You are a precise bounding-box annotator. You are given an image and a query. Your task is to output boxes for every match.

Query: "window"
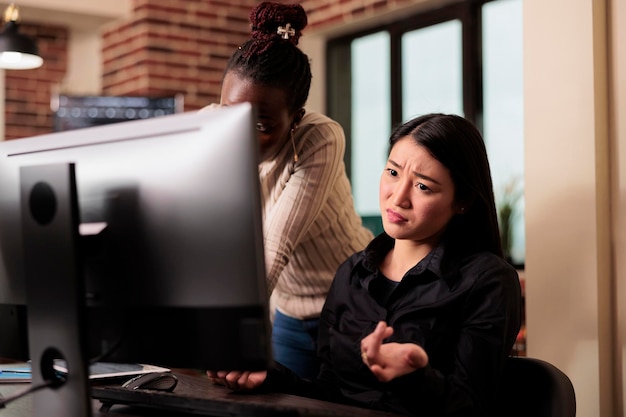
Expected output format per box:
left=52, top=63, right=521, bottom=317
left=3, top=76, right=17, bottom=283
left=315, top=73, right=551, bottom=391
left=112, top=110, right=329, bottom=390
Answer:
left=351, top=32, right=390, bottom=222
left=327, top=0, right=524, bottom=266
left=401, top=20, right=463, bottom=119
left=482, top=0, right=524, bottom=265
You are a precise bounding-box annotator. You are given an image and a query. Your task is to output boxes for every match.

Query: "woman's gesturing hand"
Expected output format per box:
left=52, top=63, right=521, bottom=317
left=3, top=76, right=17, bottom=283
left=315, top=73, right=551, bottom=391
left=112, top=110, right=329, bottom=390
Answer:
left=360, top=321, right=429, bottom=382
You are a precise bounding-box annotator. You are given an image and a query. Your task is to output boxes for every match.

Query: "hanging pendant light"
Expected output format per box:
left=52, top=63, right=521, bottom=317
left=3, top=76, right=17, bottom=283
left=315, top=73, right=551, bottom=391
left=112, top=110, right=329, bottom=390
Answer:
left=0, top=3, right=43, bottom=70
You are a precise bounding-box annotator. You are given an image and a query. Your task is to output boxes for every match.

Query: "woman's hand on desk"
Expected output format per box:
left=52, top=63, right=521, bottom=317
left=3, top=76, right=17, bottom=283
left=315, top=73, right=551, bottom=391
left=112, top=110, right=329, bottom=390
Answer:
left=360, top=321, right=429, bottom=383
left=206, top=370, right=267, bottom=391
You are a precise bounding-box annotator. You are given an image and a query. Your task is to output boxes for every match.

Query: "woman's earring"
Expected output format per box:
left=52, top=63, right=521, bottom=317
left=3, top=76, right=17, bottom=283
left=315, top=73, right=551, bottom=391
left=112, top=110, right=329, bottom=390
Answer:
left=291, top=128, right=298, bottom=162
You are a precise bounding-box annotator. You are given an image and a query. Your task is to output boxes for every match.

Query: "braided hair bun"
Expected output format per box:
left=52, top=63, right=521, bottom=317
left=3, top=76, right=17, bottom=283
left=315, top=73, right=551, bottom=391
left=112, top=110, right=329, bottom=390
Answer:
left=224, top=2, right=312, bottom=112
left=247, top=2, right=307, bottom=55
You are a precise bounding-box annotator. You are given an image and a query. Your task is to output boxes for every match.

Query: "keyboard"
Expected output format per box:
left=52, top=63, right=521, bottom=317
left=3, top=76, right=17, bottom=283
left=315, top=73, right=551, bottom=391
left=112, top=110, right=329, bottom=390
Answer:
left=91, top=372, right=401, bottom=417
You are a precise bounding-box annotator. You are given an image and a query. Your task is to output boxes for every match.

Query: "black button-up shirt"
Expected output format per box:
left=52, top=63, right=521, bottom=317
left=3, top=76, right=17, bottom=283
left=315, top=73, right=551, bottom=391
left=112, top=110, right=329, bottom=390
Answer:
left=266, top=233, right=522, bottom=417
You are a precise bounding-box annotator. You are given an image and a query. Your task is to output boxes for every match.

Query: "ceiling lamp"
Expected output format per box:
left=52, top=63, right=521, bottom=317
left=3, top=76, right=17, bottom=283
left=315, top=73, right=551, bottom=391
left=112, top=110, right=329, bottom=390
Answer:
left=0, top=3, right=43, bottom=70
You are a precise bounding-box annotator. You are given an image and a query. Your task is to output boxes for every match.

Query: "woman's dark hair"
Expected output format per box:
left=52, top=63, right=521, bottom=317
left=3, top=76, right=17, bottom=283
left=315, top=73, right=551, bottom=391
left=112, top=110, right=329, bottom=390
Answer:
left=389, top=114, right=503, bottom=258
left=224, top=2, right=311, bottom=112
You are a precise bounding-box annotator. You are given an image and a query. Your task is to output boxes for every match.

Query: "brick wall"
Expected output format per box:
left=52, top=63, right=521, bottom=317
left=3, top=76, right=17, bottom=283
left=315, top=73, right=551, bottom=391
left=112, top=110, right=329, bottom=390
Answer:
left=3, top=0, right=426, bottom=139
left=101, top=0, right=258, bottom=110
left=303, top=0, right=418, bottom=29
left=4, top=23, right=68, bottom=140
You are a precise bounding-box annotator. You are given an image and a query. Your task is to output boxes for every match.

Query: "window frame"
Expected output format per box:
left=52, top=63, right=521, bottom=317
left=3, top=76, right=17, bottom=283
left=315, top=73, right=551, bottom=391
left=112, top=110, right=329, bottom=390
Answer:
left=326, top=0, right=497, bottom=175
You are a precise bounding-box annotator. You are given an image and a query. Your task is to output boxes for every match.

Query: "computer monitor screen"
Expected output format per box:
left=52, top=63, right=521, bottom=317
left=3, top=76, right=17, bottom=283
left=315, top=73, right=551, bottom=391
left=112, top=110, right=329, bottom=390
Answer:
left=0, top=103, right=270, bottom=370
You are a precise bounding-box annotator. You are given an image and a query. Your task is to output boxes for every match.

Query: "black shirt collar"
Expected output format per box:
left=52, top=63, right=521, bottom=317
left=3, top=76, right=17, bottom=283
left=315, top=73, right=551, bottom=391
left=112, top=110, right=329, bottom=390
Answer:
left=359, top=232, right=459, bottom=289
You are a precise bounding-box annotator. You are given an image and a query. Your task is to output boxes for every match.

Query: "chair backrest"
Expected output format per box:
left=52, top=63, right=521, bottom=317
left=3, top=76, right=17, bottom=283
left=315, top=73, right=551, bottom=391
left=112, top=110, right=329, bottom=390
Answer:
left=496, top=356, right=576, bottom=417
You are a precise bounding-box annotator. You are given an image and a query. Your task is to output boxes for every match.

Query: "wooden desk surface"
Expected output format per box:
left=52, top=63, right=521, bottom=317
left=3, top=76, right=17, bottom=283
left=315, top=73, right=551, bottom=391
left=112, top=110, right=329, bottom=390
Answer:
left=1, top=370, right=403, bottom=417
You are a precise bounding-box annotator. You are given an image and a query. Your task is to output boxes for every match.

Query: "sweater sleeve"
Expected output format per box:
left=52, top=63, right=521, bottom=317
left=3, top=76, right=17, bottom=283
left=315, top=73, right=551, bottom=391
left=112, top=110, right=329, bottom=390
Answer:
left=262, top=116, right=346, bottom=295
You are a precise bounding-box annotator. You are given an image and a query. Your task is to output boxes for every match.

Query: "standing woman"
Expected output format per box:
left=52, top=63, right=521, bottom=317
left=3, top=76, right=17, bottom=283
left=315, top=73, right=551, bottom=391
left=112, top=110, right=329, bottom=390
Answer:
left=219, top=2, right=373, bottom=379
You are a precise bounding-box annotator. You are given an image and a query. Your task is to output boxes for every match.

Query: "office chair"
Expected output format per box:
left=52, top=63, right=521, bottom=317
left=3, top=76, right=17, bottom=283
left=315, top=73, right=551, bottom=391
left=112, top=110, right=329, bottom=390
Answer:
left=495, top=356, right=576, bottom=417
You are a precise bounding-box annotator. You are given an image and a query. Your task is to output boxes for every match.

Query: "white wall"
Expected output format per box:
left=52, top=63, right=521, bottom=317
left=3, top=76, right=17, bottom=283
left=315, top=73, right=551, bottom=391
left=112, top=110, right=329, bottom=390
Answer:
left=61, top=28, right=103, bottom=95
left=17, top=0, right=131, bottom=28
left=299, top=36, right=325, bottom=114
left=524, top=0, right=623, bottom=416
left=610, top=0, right=626, bottom=413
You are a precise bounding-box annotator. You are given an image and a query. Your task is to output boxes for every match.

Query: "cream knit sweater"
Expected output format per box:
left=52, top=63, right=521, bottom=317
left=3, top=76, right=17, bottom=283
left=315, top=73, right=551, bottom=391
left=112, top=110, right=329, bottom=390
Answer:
left=259, top=112, right=373, bottom=320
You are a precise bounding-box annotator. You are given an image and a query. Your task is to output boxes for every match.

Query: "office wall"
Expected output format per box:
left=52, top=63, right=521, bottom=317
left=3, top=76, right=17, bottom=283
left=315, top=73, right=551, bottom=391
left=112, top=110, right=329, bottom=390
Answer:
left=610, top=0, right=626, bottom=414
left=524, top=0, right=624, bottom=416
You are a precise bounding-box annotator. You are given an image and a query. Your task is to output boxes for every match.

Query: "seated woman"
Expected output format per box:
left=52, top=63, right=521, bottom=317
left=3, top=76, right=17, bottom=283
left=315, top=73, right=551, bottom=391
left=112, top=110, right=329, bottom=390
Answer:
left=208, top=113, right=522, bottom=417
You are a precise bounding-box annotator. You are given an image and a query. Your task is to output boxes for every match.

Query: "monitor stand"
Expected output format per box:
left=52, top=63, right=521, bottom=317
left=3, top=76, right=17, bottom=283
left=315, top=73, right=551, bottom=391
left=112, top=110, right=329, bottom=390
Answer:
left=20, top=163, right=92, bottom=417
left=0, top=303, right=28, bottom=361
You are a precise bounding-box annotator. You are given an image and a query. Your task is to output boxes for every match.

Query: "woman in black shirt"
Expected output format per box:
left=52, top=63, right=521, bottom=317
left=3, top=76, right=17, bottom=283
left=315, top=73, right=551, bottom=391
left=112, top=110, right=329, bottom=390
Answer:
left=208, top=113, right=522, bottom=417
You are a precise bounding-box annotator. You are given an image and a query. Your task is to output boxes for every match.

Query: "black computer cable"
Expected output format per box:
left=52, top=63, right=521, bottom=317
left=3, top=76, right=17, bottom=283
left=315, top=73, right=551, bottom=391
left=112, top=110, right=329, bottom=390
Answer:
left=0, top=375, right=65, bottom=408
left=0, top=347, right=67, bottom=409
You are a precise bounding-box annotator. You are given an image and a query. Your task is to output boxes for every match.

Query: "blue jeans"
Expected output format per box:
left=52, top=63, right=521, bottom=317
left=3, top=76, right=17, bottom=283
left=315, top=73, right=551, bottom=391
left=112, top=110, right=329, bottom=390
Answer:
left=272, top=309, right=320, bottom=380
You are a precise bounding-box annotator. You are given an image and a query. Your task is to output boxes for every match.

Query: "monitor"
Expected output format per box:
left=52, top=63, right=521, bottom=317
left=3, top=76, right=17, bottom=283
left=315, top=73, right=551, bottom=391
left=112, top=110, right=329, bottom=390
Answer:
left=0, top=103, right=270, bottom=415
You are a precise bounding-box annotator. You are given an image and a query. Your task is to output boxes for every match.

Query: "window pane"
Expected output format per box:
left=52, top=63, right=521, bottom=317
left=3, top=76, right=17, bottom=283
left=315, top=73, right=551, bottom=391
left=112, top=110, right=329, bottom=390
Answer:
left=401, top=20, right=463, bottom=120
left=351, top=32, right=391, bottom=217
left=483, top=0, right=524, bottom=265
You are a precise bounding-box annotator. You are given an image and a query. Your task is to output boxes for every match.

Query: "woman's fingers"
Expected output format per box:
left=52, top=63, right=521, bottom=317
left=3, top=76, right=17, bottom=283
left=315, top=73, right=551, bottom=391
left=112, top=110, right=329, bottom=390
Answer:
left=361, top=321, right=394, bottom=361
left=224, top=371, right=243, bottom=389
left=408, top=346, right=429, bottom=368
left=246, top=371, right=268, bottom=389
left=369, top=364, right=394, bottom=383
left=206, top=370, right=221, bottom=385
left=206, top=370, right=267, bottom=390
left=365, top=342, right=430, bottom=382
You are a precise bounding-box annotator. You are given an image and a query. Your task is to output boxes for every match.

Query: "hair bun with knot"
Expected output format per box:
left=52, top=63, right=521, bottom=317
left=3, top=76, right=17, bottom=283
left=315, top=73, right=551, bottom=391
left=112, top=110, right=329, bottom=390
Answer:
left=249, top=2, right=308, bottom=46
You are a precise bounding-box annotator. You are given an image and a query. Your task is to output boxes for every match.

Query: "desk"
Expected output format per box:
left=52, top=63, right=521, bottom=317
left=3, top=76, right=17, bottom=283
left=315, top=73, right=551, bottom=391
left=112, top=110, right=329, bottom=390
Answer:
left=1, top=370, right=403, bottom=417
